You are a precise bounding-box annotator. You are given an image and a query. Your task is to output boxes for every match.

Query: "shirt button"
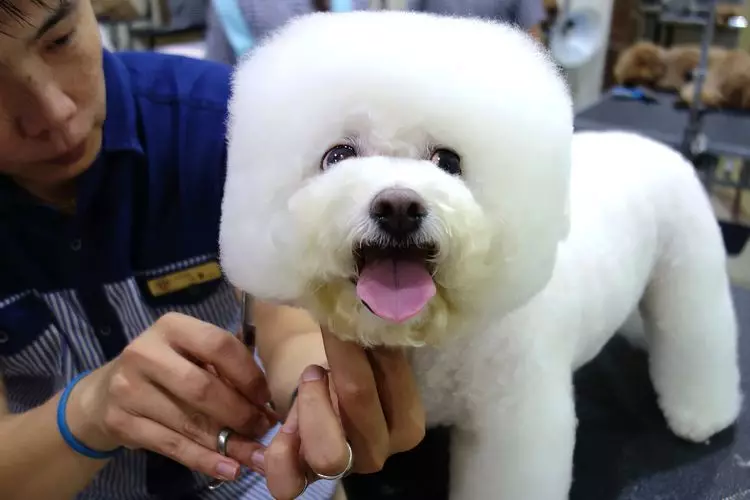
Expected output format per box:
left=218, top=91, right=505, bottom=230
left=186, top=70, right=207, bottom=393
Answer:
left=99, top=326, right=111, bottom=337
left=0, top=331, right=8, bottom=344
left=70, top=238, right=82, bottom=251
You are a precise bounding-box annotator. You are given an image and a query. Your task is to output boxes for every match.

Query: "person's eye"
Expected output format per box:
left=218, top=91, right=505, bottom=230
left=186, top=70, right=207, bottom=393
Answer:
left=47, top=30, right=76, bottom=51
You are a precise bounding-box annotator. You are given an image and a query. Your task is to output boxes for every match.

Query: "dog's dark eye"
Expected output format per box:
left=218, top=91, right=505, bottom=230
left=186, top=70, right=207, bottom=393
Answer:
left=430, top=148, right=461, bottom=176
left=322, top=145, right=357, bottom=170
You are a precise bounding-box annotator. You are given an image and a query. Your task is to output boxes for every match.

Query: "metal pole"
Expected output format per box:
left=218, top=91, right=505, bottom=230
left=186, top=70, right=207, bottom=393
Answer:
left=680, top=0, right=718, bottom=158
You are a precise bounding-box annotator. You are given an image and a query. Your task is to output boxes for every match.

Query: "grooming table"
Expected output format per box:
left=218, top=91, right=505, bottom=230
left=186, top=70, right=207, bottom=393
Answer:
left=575, top=90, right=750, bottom=159
left=574, top=89, right=750, bottom=255
left=342, top=285, right=750, bottom=500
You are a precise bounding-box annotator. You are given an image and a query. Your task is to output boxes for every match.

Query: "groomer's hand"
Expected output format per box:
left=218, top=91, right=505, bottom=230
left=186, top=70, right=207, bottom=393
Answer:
left=64, top=312, right=275, bottom=482
left=264, top=326, right=426, bottom=499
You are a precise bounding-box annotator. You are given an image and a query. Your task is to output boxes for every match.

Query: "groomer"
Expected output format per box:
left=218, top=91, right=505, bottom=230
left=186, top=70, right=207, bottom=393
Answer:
left=407, top=0, right=547, bottom=41
left=205, top=0, right=372, bottom=67
left=0, top=1, right=425, bottom=500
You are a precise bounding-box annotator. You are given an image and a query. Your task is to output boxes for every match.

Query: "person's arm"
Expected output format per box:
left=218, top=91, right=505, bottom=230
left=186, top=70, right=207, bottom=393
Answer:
left=0, top=376, right=110, bottom=500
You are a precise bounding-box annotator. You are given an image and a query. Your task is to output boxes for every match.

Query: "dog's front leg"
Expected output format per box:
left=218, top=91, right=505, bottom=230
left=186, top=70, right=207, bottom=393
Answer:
left=449, top=367, right=577, bottom=500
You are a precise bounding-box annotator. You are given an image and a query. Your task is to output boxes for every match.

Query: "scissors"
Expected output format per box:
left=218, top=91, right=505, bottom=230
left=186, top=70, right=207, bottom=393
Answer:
left=208, top=292, right=281, bottom=490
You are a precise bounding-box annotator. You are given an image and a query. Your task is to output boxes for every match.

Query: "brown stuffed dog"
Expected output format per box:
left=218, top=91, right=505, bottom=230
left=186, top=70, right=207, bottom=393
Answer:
left=680, top=49, right=750, bottom=110
left=613, top=41, right=666, bottom=87
left=614, top=41, right=728, bottom=91
left=659, top=45, right=729, bottom=91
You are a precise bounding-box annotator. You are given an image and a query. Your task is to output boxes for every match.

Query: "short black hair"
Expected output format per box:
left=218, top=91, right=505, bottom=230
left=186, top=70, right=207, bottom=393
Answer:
left=0, top=0, right=53, bottom=35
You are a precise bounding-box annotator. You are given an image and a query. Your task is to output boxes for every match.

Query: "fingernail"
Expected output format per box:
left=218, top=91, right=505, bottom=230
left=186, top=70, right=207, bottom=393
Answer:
left=301, top=364, right=326, bottom=383
left=216, top=460, right=239, bottom=480
left=251, top=450, right=265, bottom=471
left=281, top=415, right=299, bottom=434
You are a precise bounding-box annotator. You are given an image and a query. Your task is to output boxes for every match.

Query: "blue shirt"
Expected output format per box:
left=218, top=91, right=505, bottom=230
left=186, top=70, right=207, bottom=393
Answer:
left=0, top=50, right=335, bottom=500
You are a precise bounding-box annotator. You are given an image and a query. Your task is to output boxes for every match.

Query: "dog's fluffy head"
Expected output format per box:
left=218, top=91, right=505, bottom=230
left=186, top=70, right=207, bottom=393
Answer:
left=220, top=11, right=573, bottom=347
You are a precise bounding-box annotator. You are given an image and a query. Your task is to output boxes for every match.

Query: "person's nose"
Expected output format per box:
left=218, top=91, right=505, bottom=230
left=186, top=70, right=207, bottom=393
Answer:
left=15, top=78, right=77, bottom=142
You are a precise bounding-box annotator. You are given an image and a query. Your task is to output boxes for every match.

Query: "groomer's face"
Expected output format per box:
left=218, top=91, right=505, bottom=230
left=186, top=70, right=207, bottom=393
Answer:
left=0, top=0, right=105, bottom=187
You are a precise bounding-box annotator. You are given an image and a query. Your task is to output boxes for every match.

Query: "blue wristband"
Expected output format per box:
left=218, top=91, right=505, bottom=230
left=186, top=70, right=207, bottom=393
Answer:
left=57, top=370, right=122, bottom=460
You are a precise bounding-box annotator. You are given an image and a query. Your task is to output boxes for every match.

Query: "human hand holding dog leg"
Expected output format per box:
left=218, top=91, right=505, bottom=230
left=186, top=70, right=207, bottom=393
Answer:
left=254, top=301, right=425, bottom=498
left=320, top=324, right=426, bottom=465
left=266, top=353, right=425, bottom=500
left=275, top=336, right=424, bottom=498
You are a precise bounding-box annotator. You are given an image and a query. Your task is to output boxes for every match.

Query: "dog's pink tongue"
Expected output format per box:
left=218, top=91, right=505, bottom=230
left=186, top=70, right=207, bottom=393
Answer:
left=356, top=259, right=436, bottom=323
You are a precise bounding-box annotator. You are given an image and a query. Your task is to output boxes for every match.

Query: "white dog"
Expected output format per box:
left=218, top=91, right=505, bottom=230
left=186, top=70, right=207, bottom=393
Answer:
left=219, top=11, right=742, bottom=500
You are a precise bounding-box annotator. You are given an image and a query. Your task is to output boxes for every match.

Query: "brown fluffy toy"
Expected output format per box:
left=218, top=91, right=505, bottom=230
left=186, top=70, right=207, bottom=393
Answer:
left=680, top=49, right=750, bottom=110
left=614, top=41, right=729, bottom=92
left=613, top=41, right=666, bottom=87
left=658, top=44, right=728, bottom=91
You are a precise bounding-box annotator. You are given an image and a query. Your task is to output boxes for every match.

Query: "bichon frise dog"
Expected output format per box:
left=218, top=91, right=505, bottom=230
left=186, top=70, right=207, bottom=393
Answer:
left=219, top=11, right=742, bottom=500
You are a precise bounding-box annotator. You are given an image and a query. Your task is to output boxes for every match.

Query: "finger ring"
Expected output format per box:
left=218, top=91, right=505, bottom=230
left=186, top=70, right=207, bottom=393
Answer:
left=216, top=427, right=232, bottom=456
left=295, top=475, right=309, bottom=498
left=207, top=428, right=234, bottom=490
left=313, top=441, right=354, bottom=481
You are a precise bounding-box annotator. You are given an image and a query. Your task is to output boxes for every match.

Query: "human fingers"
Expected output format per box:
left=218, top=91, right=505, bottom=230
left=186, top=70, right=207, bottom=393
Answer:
left=264, top=405, right=309, bottom=500
left=154, top=313, right=271, bottom=406
left=108, top=372, right=266, bottom=473
left=102, top=405, right=241, bottom=482
left=367, top=347, right=426, bottom=454
left=296, top=365, right=351, bottom=478
left=321, top=325, right=390, bottom=473
left=120, top=336, right=270, bottom=438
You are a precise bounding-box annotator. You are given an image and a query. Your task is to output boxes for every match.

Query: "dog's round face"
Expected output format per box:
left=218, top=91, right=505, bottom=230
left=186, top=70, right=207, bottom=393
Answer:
left=220, top=11, right=574, bottom=347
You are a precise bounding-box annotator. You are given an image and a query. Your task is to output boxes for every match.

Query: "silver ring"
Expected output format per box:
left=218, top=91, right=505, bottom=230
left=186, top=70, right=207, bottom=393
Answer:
left=313, top=441, right=353, bottom=481
left=207, top=428, right=234, bottom=490
left=217, top=427, right=232, bottom=456
left=295, top=475, right=309, bottom=498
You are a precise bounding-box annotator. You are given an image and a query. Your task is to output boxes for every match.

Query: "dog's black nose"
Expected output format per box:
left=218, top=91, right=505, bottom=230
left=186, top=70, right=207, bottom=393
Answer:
left=370, top=188, right=427, bottom=238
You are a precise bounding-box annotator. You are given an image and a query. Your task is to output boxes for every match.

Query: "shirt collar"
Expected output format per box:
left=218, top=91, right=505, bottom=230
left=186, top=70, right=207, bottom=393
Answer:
left=101, top=49, right=144, bottom=155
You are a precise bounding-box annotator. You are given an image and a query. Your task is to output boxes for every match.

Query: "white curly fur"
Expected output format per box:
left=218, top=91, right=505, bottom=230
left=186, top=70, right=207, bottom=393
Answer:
left=220, top=11, right=742, bottom=499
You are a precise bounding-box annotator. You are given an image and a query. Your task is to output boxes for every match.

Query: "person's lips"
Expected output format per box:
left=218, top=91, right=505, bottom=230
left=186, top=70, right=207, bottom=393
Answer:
left=48, top=140, right=88, bottom=166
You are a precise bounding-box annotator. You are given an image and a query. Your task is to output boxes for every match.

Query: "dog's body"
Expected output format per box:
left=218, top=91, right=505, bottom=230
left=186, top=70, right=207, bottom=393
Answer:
left=412, top=131, right=741, bottom=499
left=219, top=11, right=741, bottom=499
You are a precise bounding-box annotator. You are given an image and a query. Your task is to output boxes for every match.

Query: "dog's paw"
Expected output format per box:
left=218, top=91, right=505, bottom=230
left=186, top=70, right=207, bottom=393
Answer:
left=663, top=393, right=743, bottom=443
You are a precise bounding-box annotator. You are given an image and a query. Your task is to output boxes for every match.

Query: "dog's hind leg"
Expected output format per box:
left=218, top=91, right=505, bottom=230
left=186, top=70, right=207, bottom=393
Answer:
left=640, top=178, right=742, bottom=442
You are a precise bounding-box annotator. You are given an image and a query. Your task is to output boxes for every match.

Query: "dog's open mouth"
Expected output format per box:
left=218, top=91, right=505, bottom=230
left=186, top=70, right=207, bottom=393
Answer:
left=352, top=243, right=437, bottom=324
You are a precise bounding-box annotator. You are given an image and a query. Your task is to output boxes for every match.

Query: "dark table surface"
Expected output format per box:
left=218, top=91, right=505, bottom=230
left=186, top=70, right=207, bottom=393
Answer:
left=574, top=91, right=750, bottom=160
left=343, top=285, right=750, bottom=500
